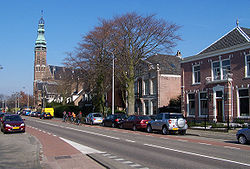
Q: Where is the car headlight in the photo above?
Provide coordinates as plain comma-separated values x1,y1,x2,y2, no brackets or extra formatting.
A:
5,124,11,127
20,123,25,127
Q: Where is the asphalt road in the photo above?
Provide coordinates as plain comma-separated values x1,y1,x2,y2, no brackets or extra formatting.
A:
25,117,250,169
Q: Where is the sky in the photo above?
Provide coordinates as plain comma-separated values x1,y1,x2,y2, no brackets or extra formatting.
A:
1,0,250,96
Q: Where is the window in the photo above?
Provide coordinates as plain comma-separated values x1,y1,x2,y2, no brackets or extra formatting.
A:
213,61,220,80
144,100,149,115
134,81,138,94
152,101,157,114
156,114,163,120
222,60,230,79
152,78,157,94
212,59,231,80
238,89,249,117
199,92,208,116
246,55,250,77
193,65,200,84
188,93,195,116
144,79,150,95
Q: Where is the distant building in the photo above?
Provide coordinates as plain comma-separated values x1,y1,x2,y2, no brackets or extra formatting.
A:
181,22,250,122
33,15,83,108
134,52,182,115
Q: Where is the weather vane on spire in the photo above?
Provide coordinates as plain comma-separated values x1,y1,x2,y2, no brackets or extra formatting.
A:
236,18,239,27
41,10,43,18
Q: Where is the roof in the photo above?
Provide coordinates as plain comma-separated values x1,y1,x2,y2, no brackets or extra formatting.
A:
48,65,73,80
199,27,250,55
182,26,250,63
145,54,181,75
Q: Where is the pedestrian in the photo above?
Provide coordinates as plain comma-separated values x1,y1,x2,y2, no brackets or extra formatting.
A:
68,112,72,122
77,111,83,125
72,112,76,123
63,111,67,122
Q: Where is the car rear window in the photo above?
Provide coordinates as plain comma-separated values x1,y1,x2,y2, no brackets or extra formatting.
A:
169,114,184,119
93,114,102,117
138,116,151,120
4,115,22,121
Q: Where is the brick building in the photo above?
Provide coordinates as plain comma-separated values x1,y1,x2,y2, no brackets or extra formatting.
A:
134,52,182,115
181,23,250,122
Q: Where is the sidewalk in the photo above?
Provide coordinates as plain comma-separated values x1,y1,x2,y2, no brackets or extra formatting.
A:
26,126,105,169
187,128,237,141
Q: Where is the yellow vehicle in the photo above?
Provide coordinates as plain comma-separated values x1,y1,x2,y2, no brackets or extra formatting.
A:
40,108,54,119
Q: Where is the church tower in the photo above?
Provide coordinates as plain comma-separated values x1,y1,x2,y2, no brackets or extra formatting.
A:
33,12,47,108
34,12,47,81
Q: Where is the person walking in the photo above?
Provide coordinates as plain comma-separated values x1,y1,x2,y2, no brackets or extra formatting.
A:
77,111,83,125
68,112,72,122
72,112,76,123
63,111,67,122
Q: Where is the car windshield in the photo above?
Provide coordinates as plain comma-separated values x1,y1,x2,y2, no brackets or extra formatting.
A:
169,114,184,119
93,114,102,117
138,116,151,120
4,115,22,122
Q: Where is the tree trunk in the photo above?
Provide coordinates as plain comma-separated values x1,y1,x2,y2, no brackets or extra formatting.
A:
127,65,135,115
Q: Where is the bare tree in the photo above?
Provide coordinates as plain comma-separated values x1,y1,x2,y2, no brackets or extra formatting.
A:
64,20,114,113
110,12,181,115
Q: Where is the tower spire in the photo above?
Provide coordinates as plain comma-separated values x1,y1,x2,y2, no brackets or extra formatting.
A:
35,11,46,48
236,18,239,27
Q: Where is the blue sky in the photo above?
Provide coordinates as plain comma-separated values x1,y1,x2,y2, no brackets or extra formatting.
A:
1,0,250,96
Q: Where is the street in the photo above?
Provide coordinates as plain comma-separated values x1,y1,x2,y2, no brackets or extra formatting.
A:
25,116,250,169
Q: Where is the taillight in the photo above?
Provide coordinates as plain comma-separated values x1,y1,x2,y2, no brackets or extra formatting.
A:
93,118,96,120
140,120,146,124
168,120,172,124
115,119,119,122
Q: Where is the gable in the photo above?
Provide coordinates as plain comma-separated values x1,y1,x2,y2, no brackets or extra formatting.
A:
199,27,250,55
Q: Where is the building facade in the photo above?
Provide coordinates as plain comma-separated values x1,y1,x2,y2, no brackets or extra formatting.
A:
135,52,182,115
181,24,250,122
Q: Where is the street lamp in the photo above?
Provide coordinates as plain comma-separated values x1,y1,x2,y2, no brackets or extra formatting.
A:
105,50,115,115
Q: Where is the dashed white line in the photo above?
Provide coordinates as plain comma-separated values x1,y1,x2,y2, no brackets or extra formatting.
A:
224,146,240,150
115,158,124,161
102,154,111,156
144,143,250,167
108,156,117,159
122,161,133,164
177,139,188,142
130,164,141,167
125,139,136,143
198,142,211,146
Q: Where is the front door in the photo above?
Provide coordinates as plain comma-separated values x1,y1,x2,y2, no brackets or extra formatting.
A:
216,99,223,122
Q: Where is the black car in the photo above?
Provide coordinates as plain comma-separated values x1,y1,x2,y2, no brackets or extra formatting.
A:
40,112,52,119
103,114,127,128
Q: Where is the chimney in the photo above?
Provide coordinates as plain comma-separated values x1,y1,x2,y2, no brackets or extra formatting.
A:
176,50,182,58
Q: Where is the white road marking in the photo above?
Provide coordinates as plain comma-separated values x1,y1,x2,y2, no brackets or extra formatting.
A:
59,137,104,154
115,158,124,161
144,144,250,167
224,146,240,150
122,161,133,164
108,156,117,159
125,139,136,143
102,154,111,156
130,164,141,167
160,137,169,139
198,142,211,146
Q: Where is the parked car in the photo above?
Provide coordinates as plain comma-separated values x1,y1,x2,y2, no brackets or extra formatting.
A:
119,115,151,131
236,125,250,144
102,114,127,128
1,114,25,134
85,113,103,125
40,112,52,119
30,112,38,117
146,112,188,135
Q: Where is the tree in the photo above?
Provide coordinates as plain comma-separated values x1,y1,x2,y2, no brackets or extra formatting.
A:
110,12,181,115
64,20,114,113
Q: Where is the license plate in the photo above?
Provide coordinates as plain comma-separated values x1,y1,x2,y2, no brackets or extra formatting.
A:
173,128,178,130
13,127,20,129
98,120,101,122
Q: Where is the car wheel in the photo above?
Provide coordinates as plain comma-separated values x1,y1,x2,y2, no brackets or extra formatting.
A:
162,126,169,135
119,124,123,129
179,130,186,135
147,125,152,133
111,123,115,128
238,135,247,144
132,125,137,131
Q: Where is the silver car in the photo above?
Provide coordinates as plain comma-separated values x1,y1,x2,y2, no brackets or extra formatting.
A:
85,113,103,125
236,125,250,144
147,113,188,135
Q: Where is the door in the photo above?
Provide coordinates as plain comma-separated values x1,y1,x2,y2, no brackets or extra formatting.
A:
216,99,223,122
